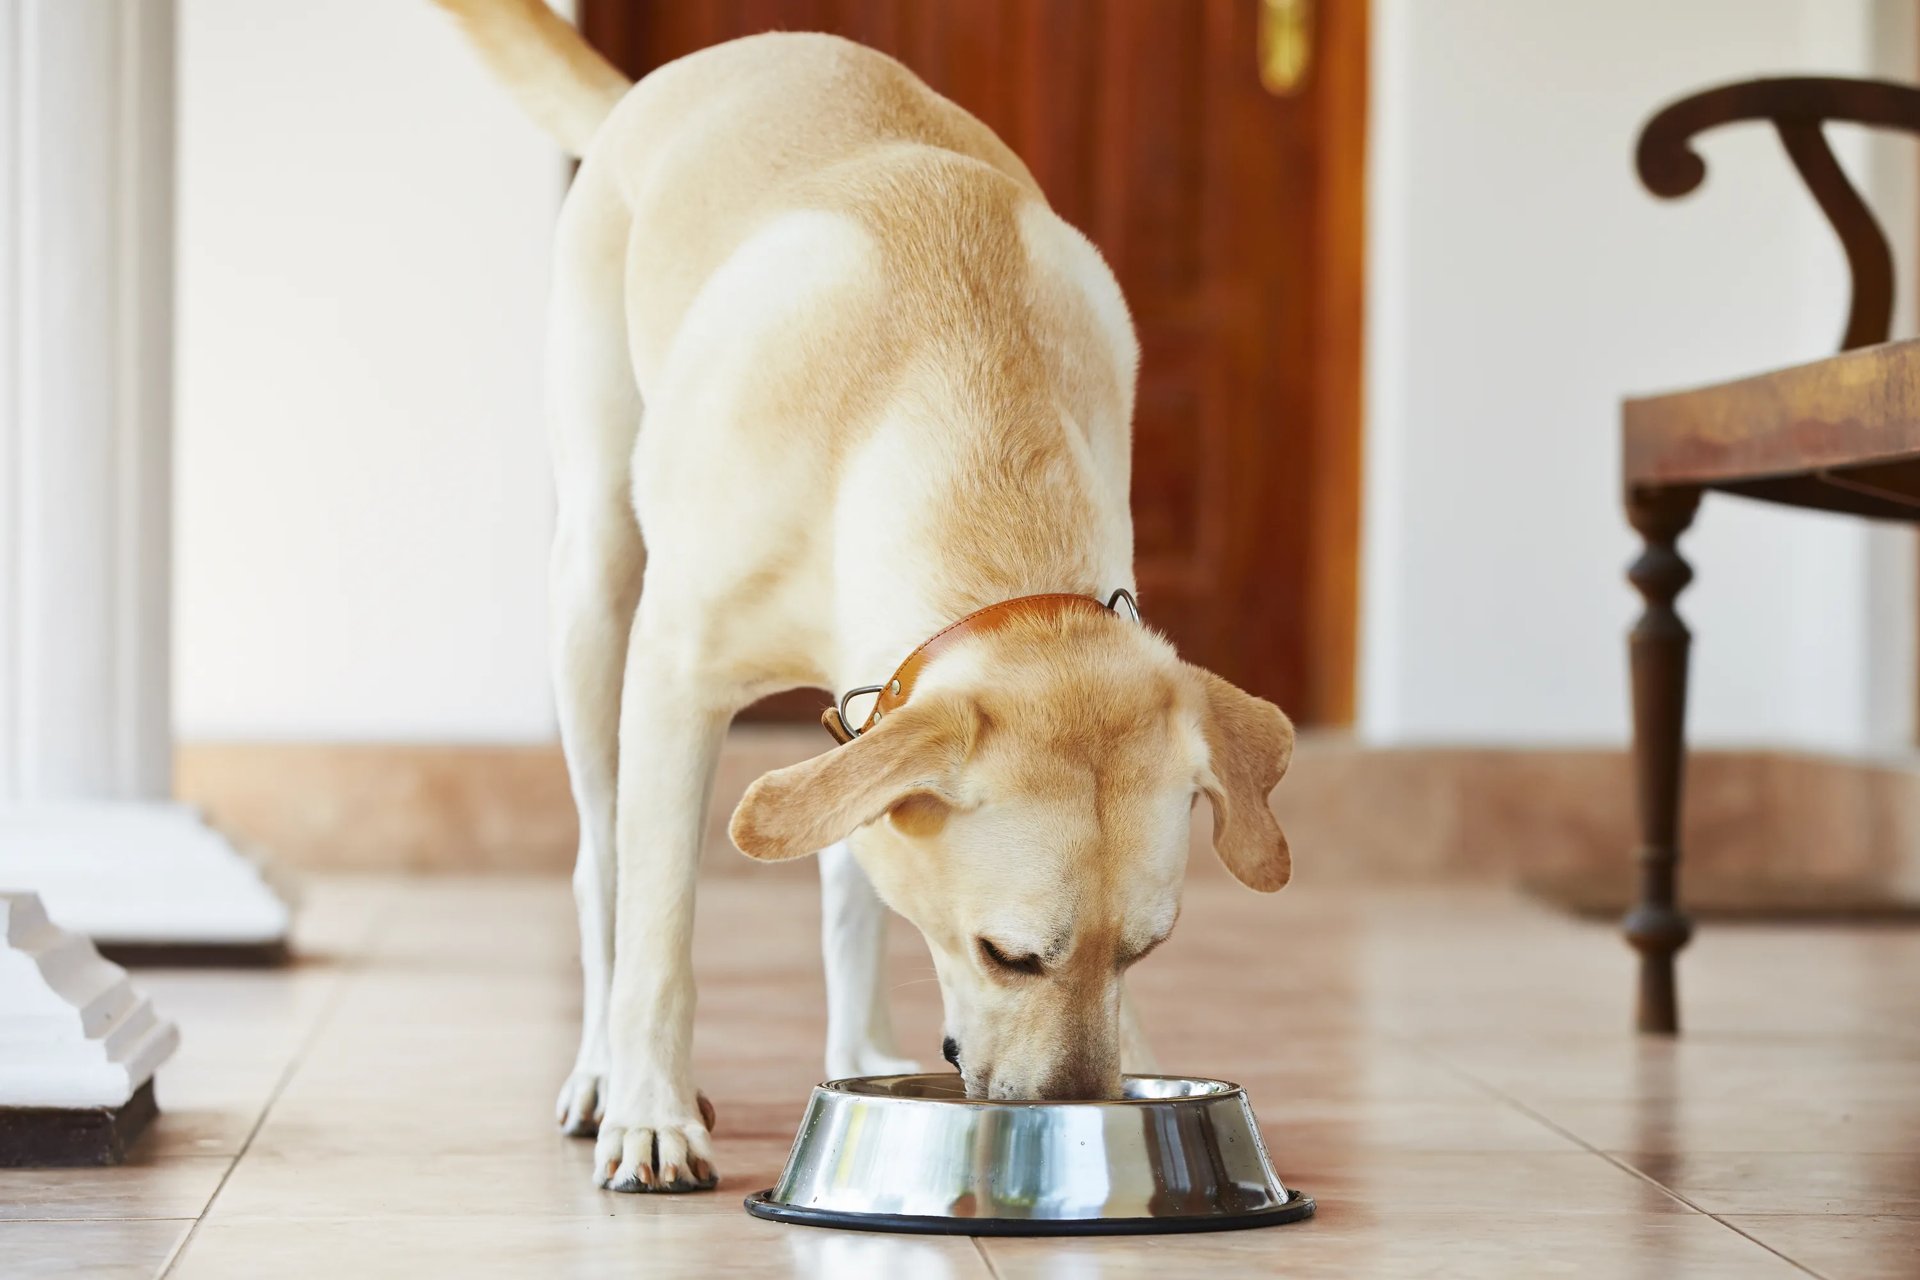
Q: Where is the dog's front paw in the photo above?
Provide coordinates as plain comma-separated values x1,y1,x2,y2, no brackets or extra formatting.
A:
555,1067,604,1138
594,1092,719,1193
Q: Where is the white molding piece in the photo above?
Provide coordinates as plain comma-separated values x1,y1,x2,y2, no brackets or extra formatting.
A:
0,891,177,1108
0,805,289,947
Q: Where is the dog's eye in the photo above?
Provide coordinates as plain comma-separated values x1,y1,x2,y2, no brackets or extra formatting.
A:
978,938,1044,977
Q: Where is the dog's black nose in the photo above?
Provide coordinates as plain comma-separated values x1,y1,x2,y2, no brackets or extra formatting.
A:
942,1036,961,1069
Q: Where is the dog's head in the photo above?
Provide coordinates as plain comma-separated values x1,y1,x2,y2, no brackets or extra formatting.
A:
728,612,1293,1099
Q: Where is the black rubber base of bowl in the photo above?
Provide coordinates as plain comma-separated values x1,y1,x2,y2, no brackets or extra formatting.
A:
743,1188,1315,1236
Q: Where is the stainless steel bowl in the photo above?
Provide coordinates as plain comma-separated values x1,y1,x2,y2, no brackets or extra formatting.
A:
745,1073,1313,1236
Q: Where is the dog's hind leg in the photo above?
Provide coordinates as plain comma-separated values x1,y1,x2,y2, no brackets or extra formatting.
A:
547,178,644,1138
549,500,639,1137
819,840,920,1079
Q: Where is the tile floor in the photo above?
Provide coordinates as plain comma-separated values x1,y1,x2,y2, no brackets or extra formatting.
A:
5,869,1918,1278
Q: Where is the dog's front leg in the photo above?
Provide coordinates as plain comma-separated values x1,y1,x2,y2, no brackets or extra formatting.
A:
594,628,730,1193
819,841,920,1079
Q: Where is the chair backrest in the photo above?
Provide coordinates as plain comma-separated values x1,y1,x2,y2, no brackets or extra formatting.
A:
1637,77,1920,351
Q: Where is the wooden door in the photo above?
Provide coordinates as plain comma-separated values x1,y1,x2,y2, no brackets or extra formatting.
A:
582,0,1365,725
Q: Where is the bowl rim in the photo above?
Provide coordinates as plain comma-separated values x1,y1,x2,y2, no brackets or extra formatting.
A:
816,1071,1248,1107
743,1187,1315,1236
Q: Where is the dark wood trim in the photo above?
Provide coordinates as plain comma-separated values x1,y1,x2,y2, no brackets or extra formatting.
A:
1304,0,1366,725
0,1079,157,1167
98,940,290,968
177,737,1920,917
577,0,638,73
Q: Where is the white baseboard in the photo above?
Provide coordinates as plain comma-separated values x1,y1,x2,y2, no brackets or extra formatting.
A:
0,804,291,946
0,892,179,1108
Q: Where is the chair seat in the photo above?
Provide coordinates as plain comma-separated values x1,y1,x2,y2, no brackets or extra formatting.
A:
1624,337,1920,519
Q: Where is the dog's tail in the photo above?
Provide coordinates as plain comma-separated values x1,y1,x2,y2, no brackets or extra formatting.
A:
429,0,630,156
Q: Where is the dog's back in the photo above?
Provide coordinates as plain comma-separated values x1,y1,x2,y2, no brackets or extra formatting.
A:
578,34,1136,630
598,35,1059,390
436,7,1137,660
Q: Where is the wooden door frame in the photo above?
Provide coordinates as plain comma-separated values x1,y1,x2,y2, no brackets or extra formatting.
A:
1304,0,1367,726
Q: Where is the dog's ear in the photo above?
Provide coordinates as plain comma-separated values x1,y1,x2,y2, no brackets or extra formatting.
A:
1189,668,1295,892
729,698,968,861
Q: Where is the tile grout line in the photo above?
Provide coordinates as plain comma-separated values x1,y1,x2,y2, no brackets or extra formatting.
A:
971,1235,1003,1278
1399,1038,1829,1280
154,887,407,1280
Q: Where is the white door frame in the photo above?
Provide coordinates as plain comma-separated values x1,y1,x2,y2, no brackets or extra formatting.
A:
0,0,288,952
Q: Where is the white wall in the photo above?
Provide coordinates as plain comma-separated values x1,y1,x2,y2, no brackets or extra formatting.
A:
1362,0,1918,749
174,0,568,741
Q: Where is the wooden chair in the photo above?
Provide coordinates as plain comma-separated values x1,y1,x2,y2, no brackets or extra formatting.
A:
1623,78,1920,1034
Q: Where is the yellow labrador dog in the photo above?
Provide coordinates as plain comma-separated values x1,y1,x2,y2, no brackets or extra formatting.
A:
433,0,1296,1194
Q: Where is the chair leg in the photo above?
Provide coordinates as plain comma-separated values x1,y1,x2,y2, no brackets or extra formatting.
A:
1622,486,1700,1035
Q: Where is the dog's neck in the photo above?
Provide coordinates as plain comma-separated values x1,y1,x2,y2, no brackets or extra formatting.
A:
830,564,1129,702
825,375,1135,691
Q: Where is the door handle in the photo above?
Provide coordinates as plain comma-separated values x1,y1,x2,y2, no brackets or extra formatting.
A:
1258,0,1313,96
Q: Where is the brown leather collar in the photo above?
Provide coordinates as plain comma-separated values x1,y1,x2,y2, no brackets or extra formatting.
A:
821,589,1138,745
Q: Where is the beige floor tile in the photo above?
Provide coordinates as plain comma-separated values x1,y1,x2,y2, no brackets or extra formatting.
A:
1224,1042,1492,1104
0,1219,191,1280
983,1212,1810,1280
170,1214,994,1280
1613,1151,1920,1216
118,875,400,1160
284,875,407,951
1261,1098,1579,1152
128,1104,262,1165
1535,1095,1920,1154
1421,1034,1920,1105
1679,928,1920,1043
243,1100,589,1164
1279,1148,1686,1216
138,1060,289,1160
1725,1214,1920,1280
275,1018,583,1102
0,1157,231,1222
203,1137,802,1222
139,966,345,1056
252,1075,810,1155
42,874,1919,1276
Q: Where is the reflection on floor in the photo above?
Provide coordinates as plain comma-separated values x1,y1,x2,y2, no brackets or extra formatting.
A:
5,872,1918,1278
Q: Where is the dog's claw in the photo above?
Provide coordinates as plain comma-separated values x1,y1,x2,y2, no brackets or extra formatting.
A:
555,1069,604,1137
594,1113,719,1194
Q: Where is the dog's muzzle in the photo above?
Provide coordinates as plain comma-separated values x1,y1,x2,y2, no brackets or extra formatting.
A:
941,1036,962,1070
